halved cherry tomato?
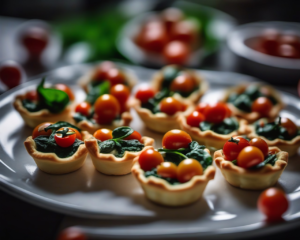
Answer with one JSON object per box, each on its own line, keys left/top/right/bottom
{"left": 110, "top": 84, "right": 130, "bottom": 103}
{"left": 54, "top": 127, "right": 76, "bottom": 148}
{"left": 0, "top": 64, "right": 22, "bottom": 89}
{"left": 162, "top": 129, "right": 192, "bottom": 149}
{"left": 195, "top": 102, "right": 208, "bottom": 114}
{"left": 258, "top": 188, "right": 289, "bottom": 221}
{"left": 32, "top": 122, "right": 53, "bottom": 139}
{"left": 135, "top": 86, "right": 156, "bottom": 104}
{"left": 251, "top": 97, "right": 273, "bottom": 116}
{"left": 25, "top": 90, "right": 39, "bottom": 101}
{"left": 75, "top": 102, "right": 91, "bottom": 117}
{"left": 68, "top": 127, "right": 82, "bottom": 140}
{"left": 54, "top": 84, "right": 75, "bottom": 101}
{"left": 94, "top": 94, "right": 120, "bottom": 124}
{"left": 161, "top": 7, "right": 184, "bottom": 31}
{"left": 94, "top": 61, "right": 116, "bottom": 81}
{"left": 237, "top": 146, "right": 264, "bottom": 169}
{"left": 160, "top": 97, "right": 184, "bottom": 115}
{"left": 124, "top": 130, "right": 142, "bottom": 142}
{"left": 186, "top": 111, "right": 205, "bottom": 127}
{"left": 280, "top": 117, "right": 298, "bottom": 137}
{"left": 177, "top": 159, "right": 203, "bottom": 183}
{"left": 56, "top": 227, "right": 87, "bottom": 240}
{"left": 157, "top": 162, "right": 177, "bottom": 179}
{"left": 163, "top": 41, "right": 190, "bottom": 65}
{"left": 203, "top": 103, "right": 227, "bottom": 124}
{"left": 138, "top": 148, "right": 164, "bottom": 171}
{"left": 170, "top": 73, "right": 196, "bottom": 93}
{"left": 93, "top": 128, "right": 113, "bottom": 141}
{"left": 250, "top": 137, "right": 269, "bottom": 157}
{"left": 223, "top": 136, "right": 250, "bottom": 161}
{"left": 106, "top": 68, "right": 126, "bottom": 86}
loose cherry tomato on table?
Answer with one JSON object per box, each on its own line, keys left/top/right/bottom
{"left": 25, "top": 90, "right": 39, "bottom": 101}
{"left": 93, "top": 128, "right": 113, "bottom": 141}
{"left": 124, "top": 130, "right": 142, "bottom": 142}
{"left": 223, "top": 136, "right": 250, "bottom": 161}
{"left": 160, "top": 97, "right": 184, "bottom": 115}
{"left": 135, "top": 86, "right": 156, "bottom": 104}
{"left": 110, "top": 84, "right": 130, "bottom": 103}
{"left": 157, "top": 162, "right": 177, "bottom": 179}
{"left": 257, "top": 188, "right": 289, "bottom": 221}
{"left": 251, "top": 97, "right": 273, "bottom": 116}
{"left": 195, "top": 102, "right": 208, "bottom": 114}
{"left": 250, "top": 137, "right": 269, "bottom": 157}
{"left": 203, "top": 103, "right": 227, "bottom": 124}
{"left": 138, "top": 148, "right": 164, "bottom": 171}
{"left": 93, "top": 61, "right": 116, "bottom": 81}
{"left": 32, "top": 122, "right": 53, "bottom": 139}
{"left": 56, "top": 227, "right": 87, "bottom": 240}
{"left": 0, "top": 64, "right": 22, "bottom": 89}
{"left": 186, "top": 111, "right": 205, "bottom": 127}
{"left": 170, "top": 73, "right": 196, "bottom": 93}
{"left": 106, "top": 68, "right": 126, "bottom": 86}
{"left": 162, "top": 129, "right": 192, "bottom": 150}
{"left": 54, "top": 127, "right": 76, "bottom": 148}
{"left": 94, "top": 94, "right": 120, "bottom": 125}
{"left": 280, "top": 117, "right": 298, "bottom": 137}
{"left": 163, "top": 41, "right": 190, "bottom": 65}
{"left": 177, "top": 159, "right": 203, "bottom": 183}
{"left": 237, "top": 146, "right": 264, "bottom": 169}
{"left": 54, "top": 84, "right": 75, "bottom": 101}
{"left": 75, "top": 102, "right": 91, "bottom": 117}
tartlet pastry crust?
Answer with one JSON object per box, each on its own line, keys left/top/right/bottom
{"left": 222, "top": 84, "right": 284, "bottom": 123}
{"left": 24, "top": 131, "right": 90, "bottom": 174}
{"left": 151, "top": 66, "right": 208, "bottom": 103}
{"left": 85, "top": 136, "right": 155, "bottom": 175}
{"left": 214, "top": 147, "right": 288, "bottom": 190}
{"left": 14, "top": 94, "right": 74, "bottom": 128}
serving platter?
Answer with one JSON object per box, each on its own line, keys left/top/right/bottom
{"left": 1, "top": 63, "right": 300, "bottom": 239}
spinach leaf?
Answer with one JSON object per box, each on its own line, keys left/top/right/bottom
{"left": 142, "top": 89, "right": 174, "bottom": 114}
{"left": 22, "top": 99, "right": 43, "bottom": 112}
{"left": 200, "top": 117, "right": 239, "bottom": 135}
{"left": 44, "top": 121, "right": 81, "bottom": 142}
{"left": 98, "top": 140, "right": 116, "bottom": 153}
{"left": 244, "top": 85, "right": 261, "bottom": 101}
{"left": 112, "top": 127, "right": 134, "bottom": 140}
{"left": 145, "top": 168, "right": 180, "bottom": 185}
{"left": 232, "top": 94, "right": 252, "bottom": 112}
{"left": 86, "top": 81, "right": 110, "bottom": 104}
{"left": 161, "top": 65, "right": 181, "bottom": 89}
{"left": 250, "top": 154, "right": 277, "bottom": 170}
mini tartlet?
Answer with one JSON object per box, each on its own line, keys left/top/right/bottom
{"left": 214, "top": 147, "right": 288, "bottom": 190}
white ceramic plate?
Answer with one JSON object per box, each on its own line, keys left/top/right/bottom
{"left": 1, "top": 64, "right": 300, "bottom": 239}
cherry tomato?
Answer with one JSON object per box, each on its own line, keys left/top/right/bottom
{"left": 186, "top": 111, "right": 205, "bottom": 127}
{"left": 277, "top": 44, "right": 300, "bottom": 59}
{"left": 54, "top": 84, "right": 75, "bottom": 101}
{"left": 110, "top": 84, "right": 130, "bottom": 103}
{"left": 138, "top": 148, "right": 164, "bottom": 171}
{"left": 93, "top": 128, "right": 113, "bottom": 141}
{"left": 223, "top": 136, "right": 250, "bottom": 161}
{"left": 170, "top": 20, "right": 198, "bottom": 44}
{"left": 160, "top": 97, "right": 184, "bottom": 115}
{"left": 157, "top": 162, "right": 177, "bottom": 179}
{"left": 177, "top": 159, "right": 203, "bottom": 183}
{"left": 161, "top": 7, "right": 184, "bottom": 31}
{"left": 162, "top": 129, "right": 192, "bottom": 150}
{"left": 75, "top": 102, "right": 91, "bottom": 117}
{"left": 250, "top": 137, "right": 269, "bottom": 157}
{"left": 163, "top": 41, "right": 190, "bottom": 65}
{"left": 68, "top": 127, "right": 82, "bottom": 140}
{"left": 279, "top": 34, "right": 300, "bottom": 49}
{"left": 237, "top": 146, "right": 264, "bottom": 169}
{"left": 94, "top": 94, "right": 120, "bottom": 125}
{"left": 280, "top": 117, "right": 298, "bottom": 137}
{"left": 106, "top": 68, "right": 126, "bottom": 86}
{"left": 251, "top": 97, "right": 273, "bottom": 116}
{"left": 258, "top": 188, "right": 289, "bottom": 221}
{"left": 195, "top": 102, "right": 208, "bottom": 114}
{"left": 170, "top": 73, "right": 196, "bottom": 93}
{"left": 259, "top": 29, "right": 280, "bottom": 55}
{"left": 135, "top": 86, "right": 156, "bottom": 103}
{"left": 56, "top": 227, "right": 87, "bottom": 240}
{"left": 203, "top": 103, "right": 227, "bottom": 124}
{"left": 124, "top": 130, "right": 142, "bottom": 142}
{"left": 54, "top": 127, "right": 76, "bottom": 148}
{"left": 32, "top": 122, "right": 53, "bottom": 139}
{"left": 93, "top": 61, "right": 116, "bottom": 81}
{"left": 0, "top": 64, "right": 22, "bottom": 89}
{"left": 25, "top": 90, "right": 39, "bottom": 101}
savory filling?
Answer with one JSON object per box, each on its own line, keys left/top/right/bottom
{"left": 200, "top": 117, "right": 239, "bottom": 135}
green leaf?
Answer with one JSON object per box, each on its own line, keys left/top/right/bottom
{"left": 200, "top": 118, "right": 239, "bottom": 135}
{"left": 232, "top": 94, "right": 252, "bottom": 112}
{"left": 98, "top": 140, "right": 116, "bottom": 153}
{"left": 161, "top": 65, "right": 181, "bottom": 89}
{"left": 44, "top": 121, "right": 81, "bottom": 143}
{"left": 144, "top": 168, "right": 180, "bottom": 185}
{"left": 22, "top": 99, "right": 43, "bottom": 112}
{"left": 250, "top": 154, "right": 277, "bottom": 169}
{"left": 112, "top": 127, "right": 134, "bottom": 140}
{"left": 86, "top": 81, "right": 110, "bottom": 104}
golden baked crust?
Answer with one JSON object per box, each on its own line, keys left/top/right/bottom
{"left": 214, "top": 147, "right": 288, "bottom": 190}
{"left": 151, "top": 66, "right": 208, "bottom": 103}
{"left": 130, "top": 94, "right": 194, "bottom": 133}
{"left": 131, "top": 149, "right": 215, "bottom": 207}
{"left": 222, "top": 84, "right": 284, "bottom": 123}
{"left": 24, "top": 131, "right": 90, "bottom": 174}
{"left": 179, "top": 115, "right": 250, "bottom": 151}
{"left": 14, "top": 94, "right": 74, "bottom": 128}
{"left": 85, "top": 137, "right": 155, "bottom": 175}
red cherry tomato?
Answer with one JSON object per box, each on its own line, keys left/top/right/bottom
{"left": 161, "top": 7, "right": 184, "bottom": 31}
{"left": 160, "top": 97, "right": 184, "bottom": 115}
{"left": 54, "top": 127, "right": 76, "bottom": 148}
{"left": 258, "top": 188, "right": 289, "bottom": 221}
{"left": 0, "top": 64, "right": 22, "bottom": 89}
{"left": 56, "top": 227, "right": 87, "bottom": 240}
{"left": 237, "top": 146, "right": 264, "bottom": 169}
{"left": 251, "top": 97, "right": 273, "bottom": 116}
{"left": 280, "top": 117, "right": 298, "bottom": 137}
{"left": 157, "top": 162, "right": 177, "bottom": 179}
{"left": 163, "top": 41, "right": 190, "bottom": 65}
{"left": 32, "top": 122, "right": 53, "bottom": 139}
{"left": 68, "top": 127, "right": 82, "bottom": 140}
{"left": 177, "top": 159, "right": 203, "bottom": 183}
{"left": 106, "top": 68, "right": 126, "bottom": 86}
{"left": 277, "top": 44, "right": 300, "bottom": 59}
{"left": 25, "top": 90, "right": 39, "bottom": 101}
{"left": 186, "top": 111, "right": 205, "bottom": 127}
{"left": 162, "top": 129, "right": 192, "bottom": 150}
{"left": 195, "top": 102, "right": 208, "bottom": 114}
{"left": 170, "top": 20, "right": 198, "bottom": 44}
{"left": 223, "top": 136, "right": 251, "bottom": 161}
{"left": 135, "top": 86, "right": 156, "bottom": 104}
{"left": 93, "top": 61, "right": 116, "bottom": 81}
{"left": 93, "top": 128, "right": 113, "bottom": 141}
{"left": 259, "top": 29, "right": 280, "bottom": 55}
{"left": 138, "top": 148, "right": 164, "bottom": 171}
{"left": 250, "top": 137, "right": 269, "bottom": 157}
{"left": 94, "top": 94, "right": 120, "bottom": 125}
{"left": 110, "top": 84, "right": 130, "bottom": 103}
{"left": 75, "top": 102, "right": 91, "bottom": 117}
{"left": 170, "top": 73, "right": 196, "bottom": 93}
{"left": 203, "top": 103, "right": 227, "bottom": 124}
{"left": 124, "top": 130, "right": 142, "bottom": 142}
{"left": 279, "top": 34, "right": 300, "bottom": 49}
{"left": 54, "top": 84, "right": 75, "bottom": 101}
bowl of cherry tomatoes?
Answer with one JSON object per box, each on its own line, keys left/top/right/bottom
{"left": 117, "top": 1, "right": 235, "bottom": 67}
{"left": 227, "top": 21, "right": 300, "bottom": 84}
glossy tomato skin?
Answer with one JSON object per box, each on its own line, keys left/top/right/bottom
{"left": 160, "top": 97, "right": 183, "bottom": 115}
{"left": 54, "top": 128, "right": 76, "bottom": 148}
{"left": 258, "top": 188, "right": 289, "bottom": 221}
{"left": 163, "top": 41, "right": 190, "bottom": 65}
{"left": 157, "top": 162, "right": 177, "bottom": 179}
{"left": 277, "top": 44, "right": 300, "bottom": 59}
{"left": 124, "top": 130, "right": 142, "bottom": 142}
{"left": 54, "top": 84, "right": 75, "bottom": 101}
{"left": 170, "top": 74, "right": 195, "bottom": 93}
{"left": 135, "top": 86, "right": 156, "bottom": 103}
{"left": 177, "top": 159, "right": 203, "bottom": 183}
{"left": 251, "top": 97, "right": 273, "bottom": 116}
{"left": 186, "top": 111, "right": 205, "bottom": 127}
{"left": 223, "top": 136, "right": 250, "bottom": 161}
{"left": 237, "top": 146, "right": 264, "bottom": 169}
{"left": 68, "top": 127, "right": 82, "bottom": 140}
{"left": 203, "top": 103, "right": 227, "bottom": 124}
{"left": 25, "top": 90, "right": 39, "bottom": 101}
{"left": 94, "top": 94, "right": 120, "bottom": 125}
{"left": 138, "top": 148, "right": 164, "bottom": 171}
{"left": 56, "top": 227, "right": 87, "bottom": 240}
{"left": 250, "top": 137, "right": 269, "bottom": 157}
{"left": 170, "top": 20, "right": 197, "bottom": 44}
{"left": 94, "top": 61, "right": 116, "bottom": 81}
{"left": 0, "top": 64, "right": 22, "bottom": 89}
{"left": 110, "top": 84, "right": 130, "bottom": 103}
{"left": 75, "top": 102, "right": 91, "bottom": 117}
{"left": 195, "top": 102, "right": 208, "bottom": 114}
{"left": 106, "top": 68, "right": 126, "bottom": 86}
{"left": 162, "top": 129, "right": 192, "bottom": 150}
{"left": 280, "top": 117, "right": 298, "bottom": 137}
{"left": 93, "top": 128, "right": 113, "bottom": 141}
{"left": 32, "top": 122, "right": 53, "bottom": 139}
